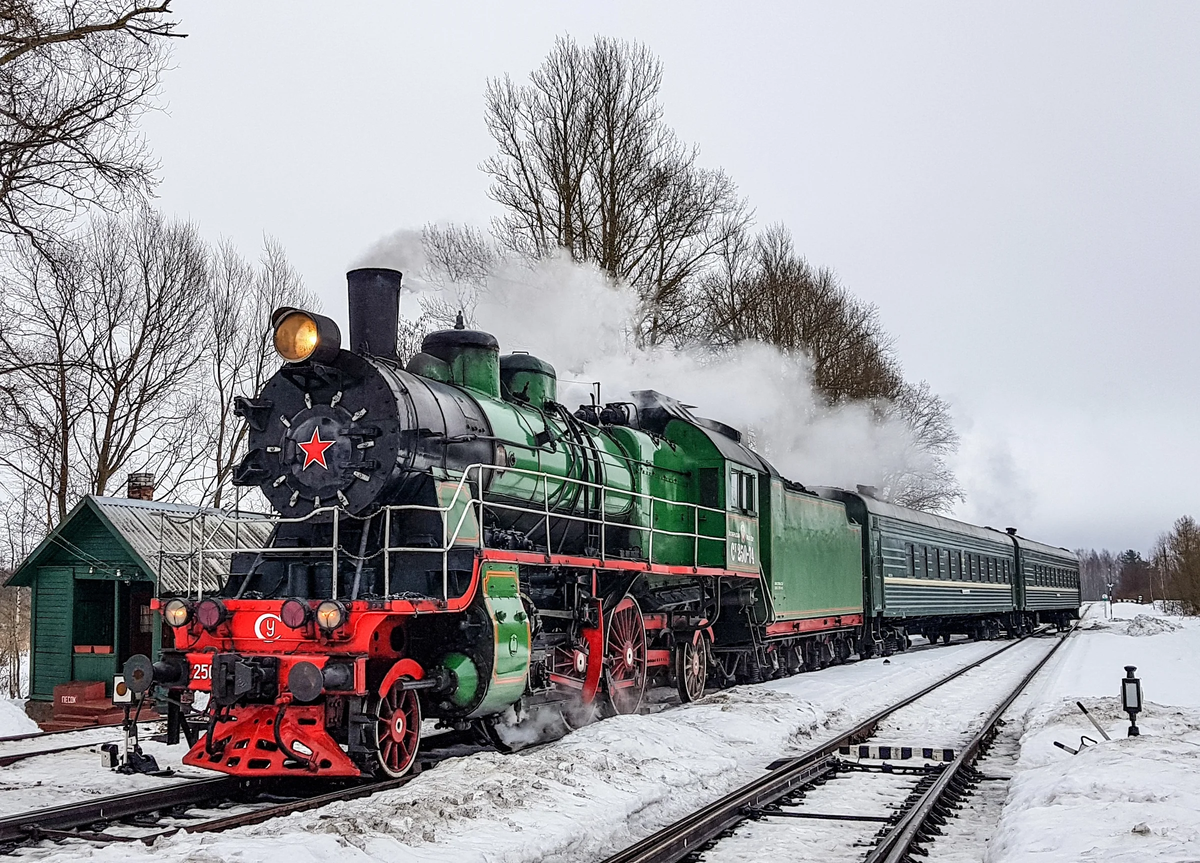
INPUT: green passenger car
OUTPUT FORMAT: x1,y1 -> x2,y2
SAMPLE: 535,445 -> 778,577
817,487 -> 1020,644
1008,532 -> 1080,618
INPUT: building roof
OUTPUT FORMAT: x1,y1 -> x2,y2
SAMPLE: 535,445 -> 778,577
6,495 -> 274,594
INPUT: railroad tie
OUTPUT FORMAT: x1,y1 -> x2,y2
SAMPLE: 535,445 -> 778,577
839,744 -> 957,762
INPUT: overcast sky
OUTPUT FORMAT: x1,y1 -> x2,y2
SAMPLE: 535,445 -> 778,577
139,2 -> 1199,554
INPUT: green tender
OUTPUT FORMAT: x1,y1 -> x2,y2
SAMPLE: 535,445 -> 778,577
760,480 -> 863,621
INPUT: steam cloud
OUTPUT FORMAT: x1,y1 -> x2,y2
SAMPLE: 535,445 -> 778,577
355,231 -> 941,493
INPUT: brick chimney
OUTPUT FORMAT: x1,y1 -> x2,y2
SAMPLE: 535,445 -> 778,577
127,472 -> 155,501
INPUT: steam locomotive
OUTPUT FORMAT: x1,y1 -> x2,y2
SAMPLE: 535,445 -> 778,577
124,268 -> 1079,779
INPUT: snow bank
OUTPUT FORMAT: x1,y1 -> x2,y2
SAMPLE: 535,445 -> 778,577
985,609 -> 1200,862
1126,615 -> 1180,637
0,699 -> 40,737
987,699 -> 1200,862
1080,614 -> 1181,637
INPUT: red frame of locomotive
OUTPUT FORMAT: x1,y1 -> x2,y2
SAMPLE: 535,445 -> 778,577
162,547 -> 851,777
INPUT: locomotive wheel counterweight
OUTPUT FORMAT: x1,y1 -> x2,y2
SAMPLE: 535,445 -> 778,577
369,678 -> 422,777
605,597 -> 647,715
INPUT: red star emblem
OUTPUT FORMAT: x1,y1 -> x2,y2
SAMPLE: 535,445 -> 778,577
297,428 -> 335,470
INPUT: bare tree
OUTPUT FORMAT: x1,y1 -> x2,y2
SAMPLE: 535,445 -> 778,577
695,223 -> 963,511
483,35 -> 748,345
79,210 -> 210,496
0,478 -> 37,697
0,236 -> 93,524
0,1 -> 182,242
699,224 -> 903,403
388,223 -> 498,363
0,207 -> 209,524
1075,547 -> 1118,601
879,381 -> 964,512
1153,516 -> 1200,614
203,236 -> 313,507
422,222 -> 498,290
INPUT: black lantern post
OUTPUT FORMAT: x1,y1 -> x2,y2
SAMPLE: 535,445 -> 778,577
1121,665 -> 1142,737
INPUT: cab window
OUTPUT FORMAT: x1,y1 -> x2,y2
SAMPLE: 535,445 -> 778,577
729,468 -> 757,516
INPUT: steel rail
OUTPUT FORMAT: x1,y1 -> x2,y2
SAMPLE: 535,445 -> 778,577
140,772 -> 417,840
0,776 -> 246,845
0,720 -> 162,746
863,630 -> 1071,863
600,631 -> 1063,863
0,722 -> 169,768
0,743 -> 111,768
0,727 -> 480,850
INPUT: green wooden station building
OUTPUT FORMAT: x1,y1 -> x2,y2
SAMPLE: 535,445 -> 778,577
6,489 -> 271,708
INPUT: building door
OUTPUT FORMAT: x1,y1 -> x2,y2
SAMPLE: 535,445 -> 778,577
31,567 -> 73,701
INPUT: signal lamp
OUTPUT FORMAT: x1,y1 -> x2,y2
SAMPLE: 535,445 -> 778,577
1122,665 -> 1143,737
195,598 -> 227,630
272,308 -> 341,363
163,598 -> 192,628
281,598 -> 311,629
315,600 -> 347,632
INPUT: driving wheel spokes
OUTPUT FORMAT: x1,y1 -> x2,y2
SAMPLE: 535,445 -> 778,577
605,596 -> 647,715
674,635 -> 707,703
371,677 -> 421,778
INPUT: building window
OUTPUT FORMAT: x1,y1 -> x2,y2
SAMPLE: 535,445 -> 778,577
139,604 -> 154,634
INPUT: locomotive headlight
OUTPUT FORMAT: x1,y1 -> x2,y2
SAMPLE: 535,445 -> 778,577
272,308 -> 342,364
315,600 -> 347,632
163,598 -> 192,627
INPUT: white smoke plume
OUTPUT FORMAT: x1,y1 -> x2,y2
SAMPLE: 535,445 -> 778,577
355,232 -> 942,494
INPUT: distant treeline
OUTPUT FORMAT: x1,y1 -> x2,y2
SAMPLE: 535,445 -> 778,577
1078,515 -> 1200,614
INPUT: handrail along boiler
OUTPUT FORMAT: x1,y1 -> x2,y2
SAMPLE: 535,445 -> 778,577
124,267 -> 1081,779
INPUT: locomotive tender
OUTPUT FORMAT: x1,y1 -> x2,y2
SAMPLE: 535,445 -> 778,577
124,267 -> 1079,780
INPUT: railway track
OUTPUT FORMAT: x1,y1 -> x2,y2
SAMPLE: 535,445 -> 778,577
0,630 -> 1065,855
0,721 -> 166,768
601,628 -> 1070,863
0,728 -> 483,852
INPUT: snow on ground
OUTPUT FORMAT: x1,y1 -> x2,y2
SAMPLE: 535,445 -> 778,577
15,639 -> 1010,863
10,603 -> 1197,863
0,700 -> 40,738
980,602 -> 1200,863
0,735 -> 204,817
697,638 -> 1062,863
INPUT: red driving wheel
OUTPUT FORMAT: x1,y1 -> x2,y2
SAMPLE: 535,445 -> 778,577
371,677 -> 421,777
606,596 -> 647,715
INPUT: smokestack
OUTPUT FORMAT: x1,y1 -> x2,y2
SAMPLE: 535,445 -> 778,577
127,472 -> 155,501
346,268 -> 402,360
